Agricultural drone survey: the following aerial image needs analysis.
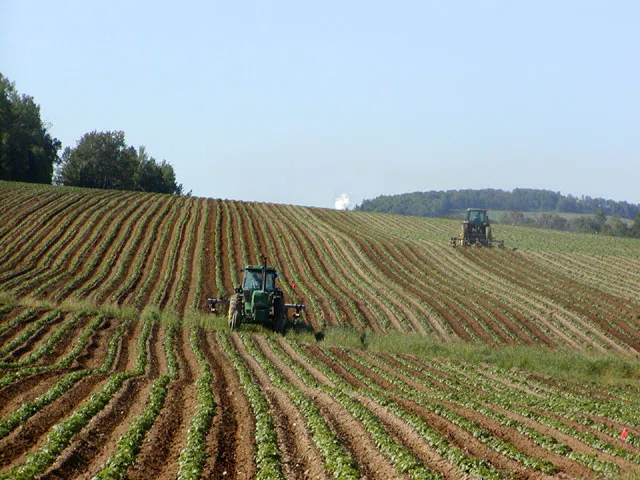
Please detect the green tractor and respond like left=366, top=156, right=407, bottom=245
left=208, top=259, right=305, bottom=333
left=450, top=208, right=504, bottom=248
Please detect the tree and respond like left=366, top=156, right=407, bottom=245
left=0, top=73, right=61, bottom=183
left=135, top=146, right=183, bottom=195
left=57, top=131, right=182, bottom=194
left=57, top=131, right=138, bottom=190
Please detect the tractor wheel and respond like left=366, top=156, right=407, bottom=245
left=274, top=296, right=286, bottom=334
left=228, top=293, right=242, bottom=330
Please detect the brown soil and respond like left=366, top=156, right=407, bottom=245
left=199, top=199, right=219, bottom=305
left=157, top=199, right=195, bottom=311
left=41, top=321, right=161, bottom=479
left=128, top=325, right=197, bottom=479
left=202, top=331, right=256, bottom=480
left=253, top=335, right=399, bottom=480
left=234, top=334, right=330, bottom=480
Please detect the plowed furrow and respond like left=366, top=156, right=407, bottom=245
left=352, top=350, right=571, bottom=477
left=74, top=317, right=119, bottom=371
left=0, top=319, right=139, bottom=472
left=201, top=332, right=255, bottom=480
left=0, top=309, right=39, bottom=348
left=128, top=326, right=197, bottom=479
left=85, top=194, right=168, bottom=303
left=278, top=205, right=374, bottom=330
left=157, top=199, right=196, bottom=311
left=199, top=199, right=219, bottom=306
left=172, top=199, right=203, bottom=314
left=41, top=321, right=161, bottom=479
left=284, top=205, right=399, bottom=331
left=474, top=250, right=640, bottom=351
left=131, top=198, right=183, bottom=309
left=233, top=335, right=330, bottom=480
left=97, top=196, right=172, bottom=305
left=217, top=199, right=233, bottom=293
left=43, top=193, right=145, bottom=301
left=0, top=371, right=64, bottom=418
left=1, top=192, right=115, bottom=281
left=0, top=190, right=63, bottom=243
left=258, top=337, right=403, bottom=479
left=0, top=192, right=86, bottom=272
left=263, top=205, right=346, bottom=328
left=224, top=201, right=242, bottom=286
left=3, top=192, right=130, bottom=296
left=0, top=311, right=65, bottom=362
left=33, top=314, right=93, bottom=367
left=254, top=203, right=349, bottom=331
left=0, top=373, right=110, bottom=469
left=426, top=243, right=609, bottom=350
left=244, top=203, right=322, bottom=329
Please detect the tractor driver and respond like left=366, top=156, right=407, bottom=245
left=243, top=271, right=262, bottom=290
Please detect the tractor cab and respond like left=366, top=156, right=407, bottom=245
left=242, top=267, right=276, bottom=292
left=467, top=209, right=488, bottom=225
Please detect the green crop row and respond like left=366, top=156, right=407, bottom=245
left=94, top=323, right=177, bottom=478
left=177, top=327, right=217, bottom=480
left=0, top=307, right=38, bottom=337
left=0, top=317, right=152, bottom=479
left=0, top=312, right=84, bottom=368
left=389, top=354, right=622, bottom=477
left=346, top=348, right=557, bottom=474
left=101, top=195, right=171, bottom=304
left=0, top=309, right=62, bottom=358
left=13, top=192, right=129, bottom=297
left=216, top=332, right=285, bottom=480
left=243, top=335, right=361, bottom=480
left=314, top=344, right=504, bottom=479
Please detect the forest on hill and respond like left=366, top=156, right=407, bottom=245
left=356, top=188, right=640, bottom=219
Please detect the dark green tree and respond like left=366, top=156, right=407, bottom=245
left=57, top=131, right=138, bottom=190
left=57, top=131, right=183, bottom=194
left=0, top=73, right=61, bottom=183
left=135, top=146, right=183, bottom=195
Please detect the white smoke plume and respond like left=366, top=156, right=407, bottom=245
left=334, top=193, right=351, bottom=210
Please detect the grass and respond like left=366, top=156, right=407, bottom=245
left=0, top=292, right=17, bottom=307
left=3, top=292, right=639, bottom=385
left=297, top=327, right=640, bottom=385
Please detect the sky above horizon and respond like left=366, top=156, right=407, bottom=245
left=2, top=1, right=639, bottom=208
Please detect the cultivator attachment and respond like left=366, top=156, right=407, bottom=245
left=450, top=237, right=504, bottom=248
left=207, top=297, right=225, bottom=313
left=285, top=303, right=305, bottom=320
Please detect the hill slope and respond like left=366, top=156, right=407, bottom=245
left=2, top=181, right=640, bottom=479
left=2, top=181, right=640, bottom=352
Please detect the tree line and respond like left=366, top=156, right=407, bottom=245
left=356, top=188, right=640, bottom=219
left=499, top=210, right=640, bottom=238
left=0, top=73, right=182, bottom=195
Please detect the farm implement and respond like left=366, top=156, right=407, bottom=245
left=450, top=208, right=505, bottom=248
left=208, top=258, right=305, bottom=333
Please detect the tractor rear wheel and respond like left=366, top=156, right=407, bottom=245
left=228, top=293, right=242, bottom=330
left=274, top=296, right=286, bottom=334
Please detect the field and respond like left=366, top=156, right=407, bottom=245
left=1, top=181, right=640, bottom=479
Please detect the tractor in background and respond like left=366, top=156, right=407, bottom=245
left=450, top=208, right=504, bottom=248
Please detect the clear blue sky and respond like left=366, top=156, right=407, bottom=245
left=2, top=1, right=639, bottom=208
